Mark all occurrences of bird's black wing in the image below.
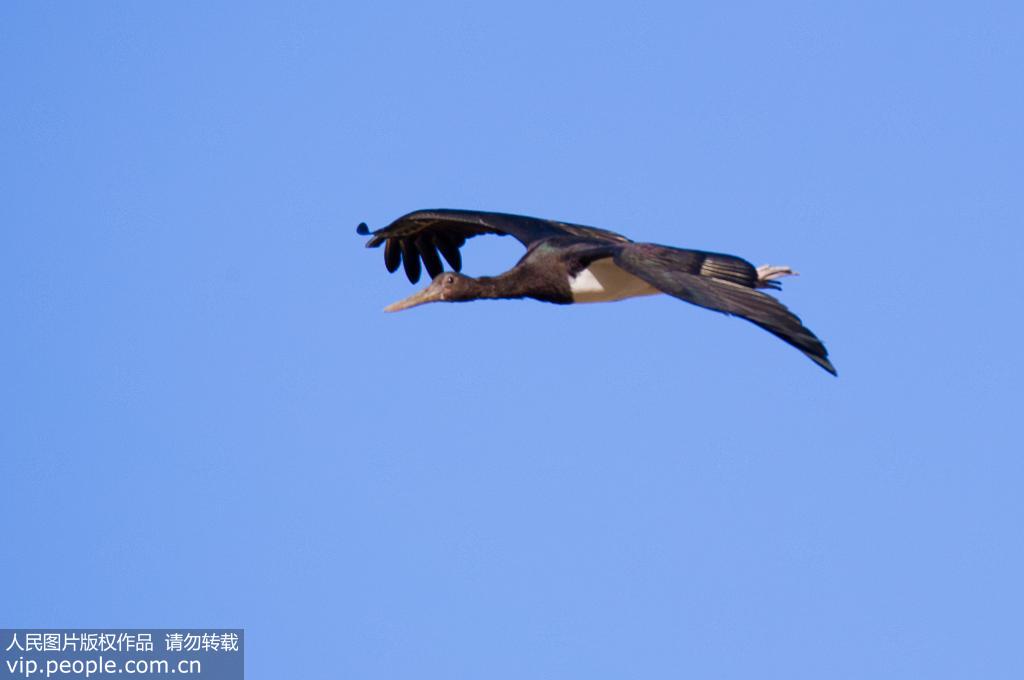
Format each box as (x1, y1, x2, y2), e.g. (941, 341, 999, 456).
(614, 243, 836, 375)
(358, 209, 631, 283)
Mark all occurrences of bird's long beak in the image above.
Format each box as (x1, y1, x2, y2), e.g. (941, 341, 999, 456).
(384, 286, 441, 312)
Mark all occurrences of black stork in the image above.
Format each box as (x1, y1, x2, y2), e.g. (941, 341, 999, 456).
(357, 209, 836, 375)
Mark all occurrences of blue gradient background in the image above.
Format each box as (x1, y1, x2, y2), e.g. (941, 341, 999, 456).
(2, 2, 1021, 678)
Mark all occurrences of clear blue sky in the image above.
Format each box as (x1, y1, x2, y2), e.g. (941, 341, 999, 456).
(3, 2, 1022, 678)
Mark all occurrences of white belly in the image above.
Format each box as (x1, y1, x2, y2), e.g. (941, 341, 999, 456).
(568, 258, 661, 303)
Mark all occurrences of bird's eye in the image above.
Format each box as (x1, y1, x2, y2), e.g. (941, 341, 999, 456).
(445, 275, 455, 285)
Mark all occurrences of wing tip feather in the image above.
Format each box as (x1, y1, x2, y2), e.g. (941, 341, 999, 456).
(809, 353, 838, 376)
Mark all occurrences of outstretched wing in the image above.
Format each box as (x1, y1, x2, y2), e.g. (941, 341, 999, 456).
(358, 209, 631, 283)
(614, 243, 836, 375)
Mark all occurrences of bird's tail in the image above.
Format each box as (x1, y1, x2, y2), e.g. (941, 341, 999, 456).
(755, 265, 797, 290)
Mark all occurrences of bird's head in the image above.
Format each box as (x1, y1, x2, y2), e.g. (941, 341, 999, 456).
(384, 272, 477, 312)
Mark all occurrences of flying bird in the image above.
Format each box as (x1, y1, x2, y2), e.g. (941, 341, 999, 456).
(358, 209, 835, 374)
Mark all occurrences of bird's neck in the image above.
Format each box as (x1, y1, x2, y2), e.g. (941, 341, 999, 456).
(472, 269, 568, 304)
(472, 272, 528, 300)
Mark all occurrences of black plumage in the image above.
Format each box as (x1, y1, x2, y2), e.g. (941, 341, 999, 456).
(358, 209, 835, 375)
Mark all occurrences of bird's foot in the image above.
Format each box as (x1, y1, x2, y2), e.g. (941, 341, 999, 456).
(756, 265, 797, 290)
